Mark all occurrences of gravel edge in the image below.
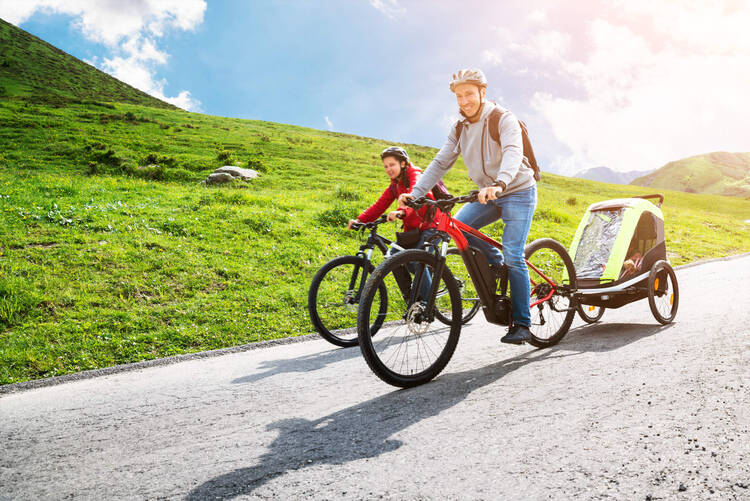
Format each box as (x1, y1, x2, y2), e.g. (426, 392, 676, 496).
(3, 251, 749, 395)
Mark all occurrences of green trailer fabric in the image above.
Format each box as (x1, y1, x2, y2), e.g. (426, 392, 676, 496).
(566, 198, 664, 284)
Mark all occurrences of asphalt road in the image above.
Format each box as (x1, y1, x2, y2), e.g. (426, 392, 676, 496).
(1, 256, 749, 500)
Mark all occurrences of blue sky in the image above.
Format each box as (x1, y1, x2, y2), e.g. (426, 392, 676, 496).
(3, 0, 749, 175)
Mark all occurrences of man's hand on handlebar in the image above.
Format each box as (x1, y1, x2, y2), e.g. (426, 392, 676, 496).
(397, 193, 414, 206)
(347, 219, 359, 230)
(477, 186, 503, 204)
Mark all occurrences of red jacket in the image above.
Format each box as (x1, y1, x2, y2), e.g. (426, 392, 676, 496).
(357, 163, 440, 232)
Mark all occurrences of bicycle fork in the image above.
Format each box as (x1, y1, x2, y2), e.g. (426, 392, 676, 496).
(350, 247, 374, 303)
(412, 240, 450, 323)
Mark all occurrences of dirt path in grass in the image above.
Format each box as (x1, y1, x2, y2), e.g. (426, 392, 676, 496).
(1, 256, 749, 500)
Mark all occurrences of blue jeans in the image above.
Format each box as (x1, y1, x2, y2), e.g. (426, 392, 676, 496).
(390, 228, 436, 300)
(454, 186, 537, 327)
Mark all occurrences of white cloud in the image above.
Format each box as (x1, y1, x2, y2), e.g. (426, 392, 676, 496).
(324, 116, 334, 130)
(527, 9, 547, 24)
(0, 0, 205, 111)
(368, 0, 406, 18)
(481, 49, 502, 67)
(530, 8, 750, 175)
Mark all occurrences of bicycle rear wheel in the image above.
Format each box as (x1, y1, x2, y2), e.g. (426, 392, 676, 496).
(357, 249, 462, 388)
(308, 255, 387, 347)
(524, 238, 577, 348)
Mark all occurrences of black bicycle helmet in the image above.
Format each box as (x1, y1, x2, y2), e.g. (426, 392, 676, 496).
(380, 146, 409, 164)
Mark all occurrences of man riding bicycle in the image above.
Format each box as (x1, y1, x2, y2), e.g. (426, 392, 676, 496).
(400, 68, 537, 345)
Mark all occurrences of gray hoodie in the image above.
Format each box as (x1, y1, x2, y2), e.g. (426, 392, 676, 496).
(411, 101, 536, 199)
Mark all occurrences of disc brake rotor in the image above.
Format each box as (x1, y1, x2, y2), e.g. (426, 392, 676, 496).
(405, 302, 430, 335)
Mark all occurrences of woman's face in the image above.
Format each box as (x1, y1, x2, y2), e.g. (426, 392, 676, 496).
(383, 156, 404, 180)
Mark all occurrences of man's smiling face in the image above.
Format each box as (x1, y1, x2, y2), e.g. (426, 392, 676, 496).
(454, 83, 485, 118)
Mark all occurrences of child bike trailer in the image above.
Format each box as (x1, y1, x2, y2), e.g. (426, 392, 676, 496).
(566, 194, 679, 324)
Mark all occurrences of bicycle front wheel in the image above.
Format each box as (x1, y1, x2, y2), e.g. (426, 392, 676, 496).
(357, 249, 463, 388)
(308, 255, 387, 347)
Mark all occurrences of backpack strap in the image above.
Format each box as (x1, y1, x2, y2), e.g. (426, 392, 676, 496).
(454, 120, 464, 144)
(487, 106, 541, 181)
(487, 107, 503, 145)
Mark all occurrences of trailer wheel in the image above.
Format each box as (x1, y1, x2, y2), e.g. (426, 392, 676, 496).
(647, 260, 679, 324)
(576, 303, 605, 324)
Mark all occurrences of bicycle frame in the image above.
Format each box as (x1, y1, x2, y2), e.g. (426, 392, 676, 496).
(416, 203, 559, 326)
(349, 219, 414, 305)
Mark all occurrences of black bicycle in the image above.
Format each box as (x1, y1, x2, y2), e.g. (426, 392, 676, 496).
(308, 215, 481, 347)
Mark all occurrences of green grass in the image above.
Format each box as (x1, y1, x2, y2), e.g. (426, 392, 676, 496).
(1, 19, 750, 384)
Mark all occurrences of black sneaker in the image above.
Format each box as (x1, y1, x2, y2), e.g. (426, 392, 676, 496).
(501, 324, 532, 345)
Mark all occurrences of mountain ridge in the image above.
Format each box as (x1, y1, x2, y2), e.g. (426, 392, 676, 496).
(574, 166, 654, 185)
(0, 17, 172, 109)
(631, 151, 750, 198)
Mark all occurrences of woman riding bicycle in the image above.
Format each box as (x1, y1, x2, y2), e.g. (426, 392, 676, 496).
(348, 146, 438, 247)
(348, 146, 440, 297)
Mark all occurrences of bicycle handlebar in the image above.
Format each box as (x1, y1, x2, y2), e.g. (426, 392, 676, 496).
(350, 214, 389, 231)
(403, 190, 479, 211)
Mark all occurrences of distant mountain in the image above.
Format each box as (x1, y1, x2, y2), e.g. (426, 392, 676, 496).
(574, 166, 654, 185)
(0, 17, 172, 108)
(631, 152, 750, 198)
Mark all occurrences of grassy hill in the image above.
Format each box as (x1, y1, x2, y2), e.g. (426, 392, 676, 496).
(0, 18, 172, 109)
(631, 152, 750, 198)
(2, 22, 750, 385)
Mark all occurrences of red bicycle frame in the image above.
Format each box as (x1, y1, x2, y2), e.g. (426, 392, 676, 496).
(429, 207, 557, 321)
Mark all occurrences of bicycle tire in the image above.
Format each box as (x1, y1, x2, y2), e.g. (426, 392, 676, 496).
(524, 238, 577, 348)
(308, 255, 387, 347)
(576, 303, 605, 324)
(357, 249, 462, 388)
(647, 260, 679, 324)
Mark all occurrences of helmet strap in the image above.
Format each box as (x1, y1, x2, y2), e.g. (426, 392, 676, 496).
(460, 101, 484, 122)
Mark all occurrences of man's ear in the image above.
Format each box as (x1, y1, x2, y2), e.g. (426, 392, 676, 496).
(479, 87, 487, 100)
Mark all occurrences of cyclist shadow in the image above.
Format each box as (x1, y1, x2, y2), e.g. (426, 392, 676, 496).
(557, 321, 676, 353)
(231, 342, 362, 385)
(188, 321, 674, 500)
(186, 348, 551, 500)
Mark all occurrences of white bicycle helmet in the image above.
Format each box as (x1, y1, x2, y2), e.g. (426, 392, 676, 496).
(449, 68, 488, 92)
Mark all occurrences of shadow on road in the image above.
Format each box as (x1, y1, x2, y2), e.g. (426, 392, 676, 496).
(187, 349, 545, 500)
(231, 343, 362, 385)
(560, 321, 676, 353)
(232, 321, 674, 385)
(188, 321, 673, 499)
